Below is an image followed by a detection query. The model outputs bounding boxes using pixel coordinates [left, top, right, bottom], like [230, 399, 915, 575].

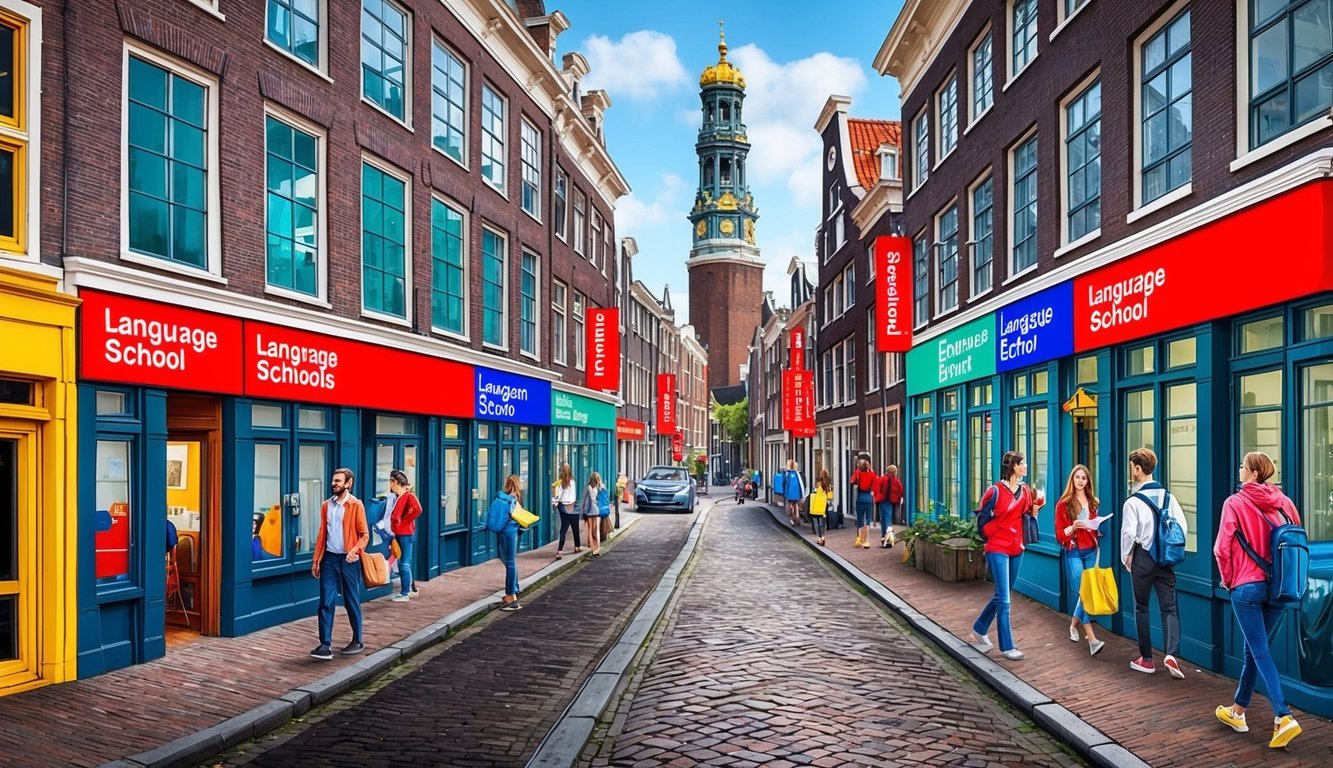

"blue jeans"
[1063, 546, 1098, 626]
[974, 551, 1022, 651]
[497, 528, 519, 597]
[855, 491, 874, 527]
[317, 551, 363, 646]
[396, 533, 415, 596]
[878, 501, 894, 536]
[1231, 581, 1291, 716]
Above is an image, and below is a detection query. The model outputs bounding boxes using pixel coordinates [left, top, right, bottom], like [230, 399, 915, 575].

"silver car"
[634, 466, 697, 512]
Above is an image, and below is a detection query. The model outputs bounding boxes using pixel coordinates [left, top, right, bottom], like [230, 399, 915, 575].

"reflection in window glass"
[376, 416, 416, 435]
[1304, 363, 1333, 542]
[375, 443, 395, 497]
[298, 443, 326, 554]
[1014, 375, 1028, 399]
[253, 444, 284, 559]
[0, 439, 14, 583]
[1305, 304, 1333, 341]
[1127, 345, 1155, 375]
[94, 440, 132, 584]
[1239, 370, 1283, 484]
[1166, 382, 1197, 552]
[1240, 315, 1284, 353]
[402, 445, 417, 489]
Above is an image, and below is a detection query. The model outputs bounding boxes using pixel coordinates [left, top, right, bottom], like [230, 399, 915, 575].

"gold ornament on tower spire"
[700, 21, 746, 88]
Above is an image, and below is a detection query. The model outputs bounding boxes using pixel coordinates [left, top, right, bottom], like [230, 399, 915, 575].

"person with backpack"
[970, 450, 1043, 661]
[1212, 451, 1305, 748]
[580, 471, 606, 557]
[808, 469, 834, 546]
[876, 464, 904, 548]
[849, 459, 877, 549]
[783, 459, 807, 526]
[486, 474, 524, 611]
[1119, 447, 1188, 678]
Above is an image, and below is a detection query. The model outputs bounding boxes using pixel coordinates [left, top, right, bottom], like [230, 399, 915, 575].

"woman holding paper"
[1055, 465, 1106, 656]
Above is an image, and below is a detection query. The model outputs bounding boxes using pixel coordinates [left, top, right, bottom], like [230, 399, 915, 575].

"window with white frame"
[554, 168, 568, 240]
[1065, 79, 1102, 242]
[480, 84, 506, 193]
[572, 188, 586, 254]
[590, 211, 602, 265]
[430, 196, 465, 336]
[573, 292, 585, 369]
[971, 30, 994, 120]
[887, 352, 904, 385]
[845, 263, 855, 308]
[845, 337, 856, 400]
[431, 40, 466, 164]
[833, 273, 845, 317]
[361, 0, 409, 121]
[936, 203, 959, 313]
[823, 289, 833, 327]
[361, 159, 409, 318]
[867, 308, 879, 391]
[267, 0, 321, 69]
[520, 118, 540, 217]
[938, 74, 958, 158]
[481, 226, 506, 346]
[519, 250, 538, 357]
[1011, 0, 1038, 76]
[834, 342, 845, 404]
[879, 145, 899, 180]
[1248, 0, 1331, 151]
[821, 350, 833, 407]
[603, 223, 612, 276]
[1011, 133, 1038, 273]
[913, 232, 929, 324]
[913, 110, 929, 187]
[552, 280, 567, 364]
[126, 50, 217, 271]
[1139, 7, 1192, 205]
[265, 111, 322, 298]
[970, 174, 994, 296]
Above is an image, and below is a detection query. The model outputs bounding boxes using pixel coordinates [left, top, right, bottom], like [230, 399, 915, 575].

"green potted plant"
[899, 502, 987, 582]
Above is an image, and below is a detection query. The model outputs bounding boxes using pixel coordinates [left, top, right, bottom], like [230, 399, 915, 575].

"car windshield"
[645, 468, 687, 482]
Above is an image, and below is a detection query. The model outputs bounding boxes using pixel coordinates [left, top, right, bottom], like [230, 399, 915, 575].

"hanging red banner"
[586, 307, 619, 390]
[789, 324, 806, 370]
[874, 235, 913, 352]
[656, 373, 677, 433]
[783, 369, 814, 434]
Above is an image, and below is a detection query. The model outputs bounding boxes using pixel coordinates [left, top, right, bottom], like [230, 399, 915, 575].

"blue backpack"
[773, 471, 787, 496]
[973, 484, 1002, 541]
[1236, 506, 1309, 608]
[1133, 490, 1186, 567]
[596, 487, 611, 518]
[485, 493, 515, 533]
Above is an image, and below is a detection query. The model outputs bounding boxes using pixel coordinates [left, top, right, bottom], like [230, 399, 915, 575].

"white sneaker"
[1164, 655, 1186, 679]
[1069, 625, 1080, 642]
[391, 594, 410, 602]
[1002, 649, 1025, 660]
[969, 631, 993, 651]
[1089, 640, 1105, 656]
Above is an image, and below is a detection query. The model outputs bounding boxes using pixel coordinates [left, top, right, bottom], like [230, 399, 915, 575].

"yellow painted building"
[0, 266, 79, 694]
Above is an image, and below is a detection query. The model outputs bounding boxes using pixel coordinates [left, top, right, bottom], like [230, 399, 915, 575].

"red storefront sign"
[245, 321, 473, 417]
[789, 325, 806, 370]
[671, 431, 684, 461]
[1074, 182, 1333, 351]
[874, 235, 914, 352]
[616, 418, 646, 441]
[656, 374, 676, 433]
[783, 369, 815, 435]
[80, 290, 244, 394]
[586, 307, 619, 390]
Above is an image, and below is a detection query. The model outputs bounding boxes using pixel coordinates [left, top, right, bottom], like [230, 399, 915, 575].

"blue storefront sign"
[474, 367, 551, 424]
[997, 282, 1074, 373]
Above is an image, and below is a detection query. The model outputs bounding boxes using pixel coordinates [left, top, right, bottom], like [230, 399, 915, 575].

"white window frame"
[912, 229, 930, 329]
[877, 144, 899, 181]
[264, 0, 328, 77]
[1130, 0, 1194, 219]
[480, 83, 507, 195]
[935, 199, 960, 316]
[572, 188, 586, 255]
[833, 274, 845, 317]
[0, 0, 41, 264]
[936, 72, 959, 164]
[429, 192, 470, 341]
[845, 262, 856, 308]
[866, 307, 879, 393]
[843, 336, 857, 403]
[520, 117, 541, 220]
[554, 167, 568, 241]
[573, 292, 586, 371]
[480, 224, 508, 349]
[518, 249, 540, 361]
[967, 26, 994, 131]
[1052, 0, 1094, 42]
[1006, 0, 1039, 87]
[912, 107, 929, 189]
[887, 352, 904, 386]
[262, 103, 329, 306]
[1060, 71, 1103, 249]
[359, 0, 412, 127]
[358, 154, 412, 326]
[1007, 128, 1039, 280]
[590, 211, 602, 266]
[182, 0, 225, 21]
[967, 170, 995, 300]
[430, 37, 468, 168]
[551, 280, 568, 365]
[120, 42, 224, 281]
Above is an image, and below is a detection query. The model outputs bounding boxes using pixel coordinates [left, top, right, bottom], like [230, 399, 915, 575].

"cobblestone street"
[582, 502, 1084, 767]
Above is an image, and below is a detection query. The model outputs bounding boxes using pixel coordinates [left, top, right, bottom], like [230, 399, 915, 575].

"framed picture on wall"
[166, 443, 189, 490]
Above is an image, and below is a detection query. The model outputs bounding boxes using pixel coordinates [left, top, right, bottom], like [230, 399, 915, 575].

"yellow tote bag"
[1079, 548, 1119, 616]
[511, 504, 540, 529]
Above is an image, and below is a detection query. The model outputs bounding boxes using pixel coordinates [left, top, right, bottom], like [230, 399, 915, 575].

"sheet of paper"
[1087, 513, 1113, 530]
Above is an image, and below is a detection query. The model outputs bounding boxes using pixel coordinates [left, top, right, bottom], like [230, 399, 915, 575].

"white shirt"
[1120, 480, 1188, 565]
[325, 493, 348, 554]
[553, 481, 577, 507]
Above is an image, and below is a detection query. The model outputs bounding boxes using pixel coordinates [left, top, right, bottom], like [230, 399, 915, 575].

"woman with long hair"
[970, 450, 1043, 660]
[388, 469, 423, 602]
[1213, 452, 1303, 749]
[488, 474, 524, 610]
[581, 471, 605, 556]
[1054, 464, 1104, 654]
[850, 458, 877, 549]
[808, 469, 834, 546]
[551, 462, 581, 559]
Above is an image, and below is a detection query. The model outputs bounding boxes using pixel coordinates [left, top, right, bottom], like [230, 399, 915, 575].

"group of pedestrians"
[967, 447, 1303, 749]
[550, 463, 611, 560]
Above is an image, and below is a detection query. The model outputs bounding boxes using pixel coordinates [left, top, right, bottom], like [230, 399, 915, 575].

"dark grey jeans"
[1131, 547, 1180, 659]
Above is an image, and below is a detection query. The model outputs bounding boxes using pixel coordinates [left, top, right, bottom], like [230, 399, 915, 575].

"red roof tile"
[847, 118, 902, 190]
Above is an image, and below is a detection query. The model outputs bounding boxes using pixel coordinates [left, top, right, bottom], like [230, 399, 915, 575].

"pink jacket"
[1214, 482, 1302, 590]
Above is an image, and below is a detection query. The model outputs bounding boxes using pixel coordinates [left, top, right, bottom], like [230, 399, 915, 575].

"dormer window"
[878, 147, 899, 181]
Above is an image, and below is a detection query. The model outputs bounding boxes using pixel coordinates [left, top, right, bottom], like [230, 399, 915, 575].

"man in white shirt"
[1119, 447, 1188, 679]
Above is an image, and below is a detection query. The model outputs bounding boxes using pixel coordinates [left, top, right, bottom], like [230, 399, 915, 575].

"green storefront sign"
[551, 390, 616, 429]
[906, 314, 997, 396]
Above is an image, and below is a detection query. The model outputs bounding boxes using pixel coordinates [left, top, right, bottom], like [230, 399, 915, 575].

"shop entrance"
[166, 394, 220, 638]
[0, 428, 32, 690]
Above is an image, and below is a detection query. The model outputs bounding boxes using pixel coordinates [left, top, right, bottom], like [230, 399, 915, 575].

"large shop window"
[914, 395, 932, 517]
[969, 381, 995, 509]
[250, 405, 333, 565]
[941, 390, 961, 517]
[1305, 361, 1333, 542]
[92, 389, 141, 590]
[1010, 369, 1050, 495]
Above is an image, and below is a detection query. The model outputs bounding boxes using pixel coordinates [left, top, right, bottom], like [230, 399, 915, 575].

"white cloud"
[613, 172, 685, 233]
[582, 31, 690, 101]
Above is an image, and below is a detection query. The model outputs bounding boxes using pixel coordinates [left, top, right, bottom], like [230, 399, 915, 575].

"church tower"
[687, 26, 764, 390]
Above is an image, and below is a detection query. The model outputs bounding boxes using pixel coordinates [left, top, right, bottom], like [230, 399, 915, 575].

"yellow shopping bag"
[1079, 551, 1119, 616]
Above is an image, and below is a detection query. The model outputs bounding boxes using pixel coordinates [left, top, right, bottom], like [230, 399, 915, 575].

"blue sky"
[555, 1, 905, 324]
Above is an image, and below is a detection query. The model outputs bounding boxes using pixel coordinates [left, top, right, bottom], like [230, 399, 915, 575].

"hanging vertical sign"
[656, 373, 677, 433]
[798, 372, 816, 438]
[789, 324, 806, 370]
[874, 235, 913, 352]
[585, 307, 620, 390]
[783, 369, 814, 435]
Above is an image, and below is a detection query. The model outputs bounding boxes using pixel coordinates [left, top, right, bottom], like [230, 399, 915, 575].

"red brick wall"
[688, 259, 764, 389]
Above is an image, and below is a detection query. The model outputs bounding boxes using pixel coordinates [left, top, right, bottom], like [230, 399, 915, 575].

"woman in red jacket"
[388, 470, 423, 602]
[1212, 452, 1303, 749]
[969, 450, 1043, 660]
[1054, 464, 1104, 655]
[849, 459, 877, 549]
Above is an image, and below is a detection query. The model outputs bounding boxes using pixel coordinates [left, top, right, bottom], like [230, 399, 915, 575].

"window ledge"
[932, 146, 956, 171]
[360, 96, 413, 133]
[432, 144, 469, 173]
[432, 326, 470, 344]
[932, 305, 961, 321]
[483, 342, 509, 354]
[1002, 263, 1039, 286]
[520, 350, 540, 364]
[1049, 2, 1092, 43]
[184, 0, 225, 22]
[1127, 182, 1192, 225]
[1231, 117, 1333, 173]
[521, 207, 542, 225]
[360, 309, 411, 328]
[1054, 227, 1100, 258]
[264, 285, 331, 309]
[969, 285, 994, 302]
[905, 180, 926, 203]
[263, 40, 333, 84]
[483, 177, 509, 200]
[1002, 58, 1037, 93]
[119, 251, 228, 285]
[963, 104, 993, 136]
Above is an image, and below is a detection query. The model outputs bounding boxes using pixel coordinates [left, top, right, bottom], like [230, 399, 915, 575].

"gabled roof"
[847, 118, 902, 191]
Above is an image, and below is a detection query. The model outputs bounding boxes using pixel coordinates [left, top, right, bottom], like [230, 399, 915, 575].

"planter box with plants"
[900, 513, 988, 583]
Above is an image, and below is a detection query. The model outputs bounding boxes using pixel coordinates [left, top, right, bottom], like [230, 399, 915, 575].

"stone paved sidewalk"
[760, 500, 1332, 768]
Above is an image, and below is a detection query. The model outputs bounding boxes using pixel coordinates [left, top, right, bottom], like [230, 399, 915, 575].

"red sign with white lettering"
[80, 290, 244, 394]
[656, 374, 676, 434]
[782, 369, 814, 435]
[616, 418, 646, 441]
[789, 325, 806, 370]
[586, 307, 619, 390]
[1074, 182, 1333, 351]
[875, 236, 914, 352]
[245, 321, 474, 417]
[671, 431, 684, 462]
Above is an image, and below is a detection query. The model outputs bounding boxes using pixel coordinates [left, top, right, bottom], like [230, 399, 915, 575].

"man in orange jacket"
[310, 467, 370, 660]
